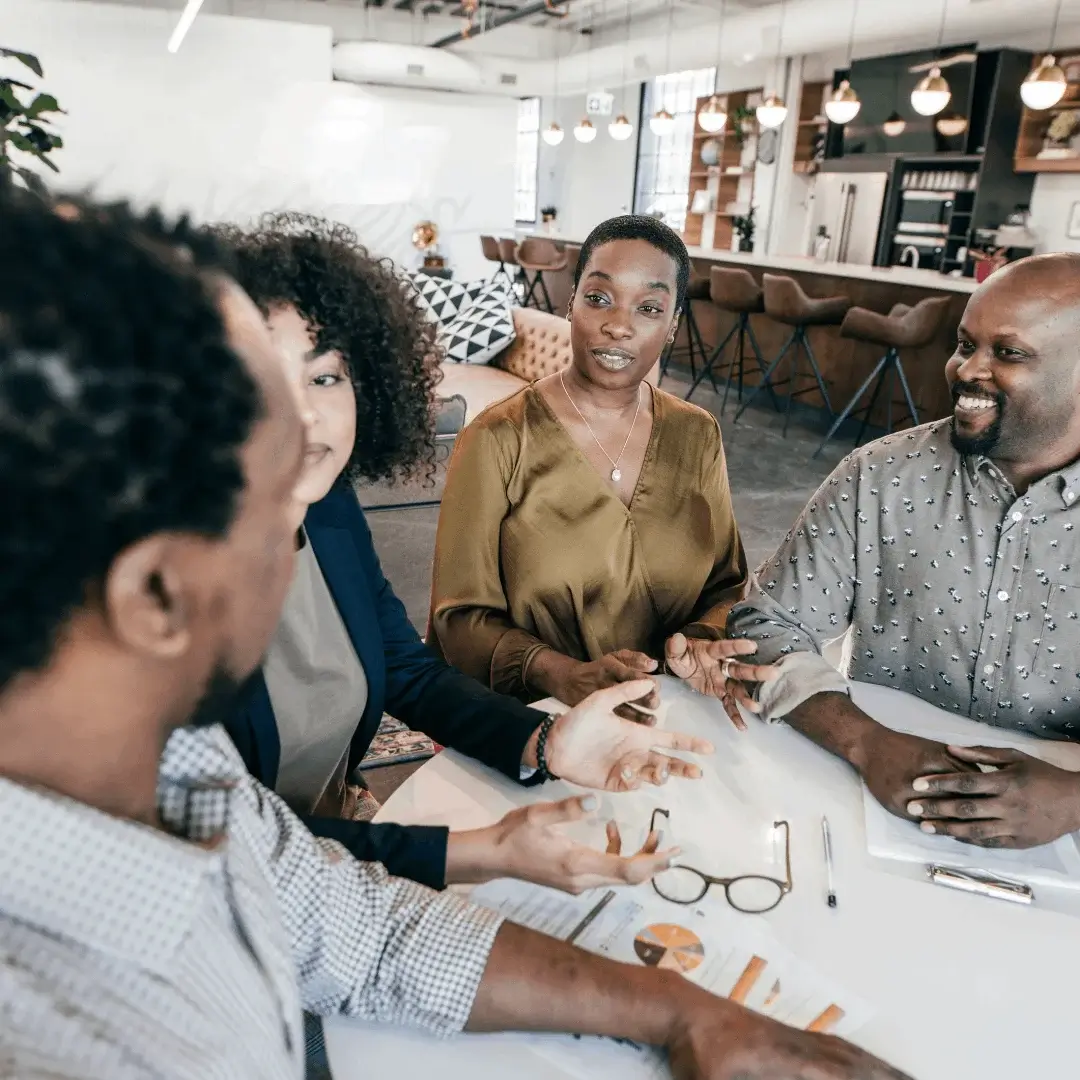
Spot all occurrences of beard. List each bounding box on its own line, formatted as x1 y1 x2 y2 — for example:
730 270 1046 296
949 381 1006 457
187 665 260 730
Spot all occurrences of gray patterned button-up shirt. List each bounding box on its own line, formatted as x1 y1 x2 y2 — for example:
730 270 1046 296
0 723 502 1079
728 420 1080 740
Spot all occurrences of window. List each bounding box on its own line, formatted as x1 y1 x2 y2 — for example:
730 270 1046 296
634 67 717 234
515 97 541 223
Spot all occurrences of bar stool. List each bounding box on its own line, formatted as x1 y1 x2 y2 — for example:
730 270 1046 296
735 274 850 436
686 267 776 415
813 295 952 458
481 235 513 289
498 238 525 303
515 237 568 313
563 243 582 275
660 277 711 389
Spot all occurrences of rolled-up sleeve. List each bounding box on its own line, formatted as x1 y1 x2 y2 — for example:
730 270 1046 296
237 775 502 1034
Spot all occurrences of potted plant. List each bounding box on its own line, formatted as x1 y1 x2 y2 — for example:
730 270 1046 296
731 105 755 147
0 48 63 192
732 205 755 252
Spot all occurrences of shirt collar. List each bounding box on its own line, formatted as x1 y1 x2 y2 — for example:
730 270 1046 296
0 724 242 971
963 450 1080 506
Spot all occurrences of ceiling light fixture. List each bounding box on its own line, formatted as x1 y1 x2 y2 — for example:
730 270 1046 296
651 0 679 137
574 117 598 142
910 0 952 117
756 0 788 128
698 0 729 133
883 111 907 137
1021 0 1067 110
610 0 636 141
167 0 205 53
825 1 861 125
542 22 564 147
935 111 968 137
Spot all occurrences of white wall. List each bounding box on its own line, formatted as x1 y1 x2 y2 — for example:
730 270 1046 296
0 0 516 280
1029 176 1080 255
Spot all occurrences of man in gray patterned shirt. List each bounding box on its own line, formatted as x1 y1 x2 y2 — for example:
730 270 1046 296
730 253 1080 852
0 192 907 1080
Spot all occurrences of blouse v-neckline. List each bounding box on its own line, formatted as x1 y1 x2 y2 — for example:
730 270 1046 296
530 382 662 512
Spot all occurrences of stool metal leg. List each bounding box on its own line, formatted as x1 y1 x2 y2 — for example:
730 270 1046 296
800 331 835 416
688 318 739 402
813 350 891 458
537 272 555 314
856 359 892 449
894 354 920 430
742 319 781 412
734 328 797 423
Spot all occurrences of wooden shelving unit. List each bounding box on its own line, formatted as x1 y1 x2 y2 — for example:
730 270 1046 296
1014 50 1080 173
683 88 761 250
793 80 829 175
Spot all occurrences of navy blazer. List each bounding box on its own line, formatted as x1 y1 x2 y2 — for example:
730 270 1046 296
226 482 544 889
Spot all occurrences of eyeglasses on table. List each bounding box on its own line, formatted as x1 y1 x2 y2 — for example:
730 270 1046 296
648 808 792 914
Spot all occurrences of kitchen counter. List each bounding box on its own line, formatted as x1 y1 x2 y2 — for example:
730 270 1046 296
528 234 972 430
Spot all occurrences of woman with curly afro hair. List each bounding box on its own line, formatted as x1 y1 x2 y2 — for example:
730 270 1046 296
219 213 694 896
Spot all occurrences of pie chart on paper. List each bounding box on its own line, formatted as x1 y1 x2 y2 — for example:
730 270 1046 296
632 923 705 974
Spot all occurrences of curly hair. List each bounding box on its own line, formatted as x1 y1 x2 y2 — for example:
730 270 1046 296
0 188 259 691
226 211 442 485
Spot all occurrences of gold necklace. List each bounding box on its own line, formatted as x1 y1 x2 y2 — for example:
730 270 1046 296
559 371 643 483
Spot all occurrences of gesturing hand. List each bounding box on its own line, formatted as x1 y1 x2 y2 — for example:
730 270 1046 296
475 796 679 894
544 680 714 792
664 633 779 731
906 744 1080 849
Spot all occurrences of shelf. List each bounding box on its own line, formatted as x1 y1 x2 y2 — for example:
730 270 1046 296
1014 155 1080 173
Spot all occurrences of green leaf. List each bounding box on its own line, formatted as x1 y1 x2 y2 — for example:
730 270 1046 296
8 132 33 152
0 84 21 111
25 93 60 119
0 49 43 77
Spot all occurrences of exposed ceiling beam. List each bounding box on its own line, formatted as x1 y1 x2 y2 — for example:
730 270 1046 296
431 0 559 48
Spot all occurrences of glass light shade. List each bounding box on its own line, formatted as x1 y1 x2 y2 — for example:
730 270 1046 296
542 122 565 146
756 93 788 129
1021 55 1067 111
649 108 675 136
935 112 968 137
608 114 634 140
824 80 861 125
883 111 907 137
698 95 728 133
573 117 597 143
910 68 951 116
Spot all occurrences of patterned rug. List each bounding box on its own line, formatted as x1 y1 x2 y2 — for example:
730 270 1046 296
357 714 437 771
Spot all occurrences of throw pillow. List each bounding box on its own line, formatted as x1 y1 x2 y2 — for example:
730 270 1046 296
409 272 472 324
439 279 516 365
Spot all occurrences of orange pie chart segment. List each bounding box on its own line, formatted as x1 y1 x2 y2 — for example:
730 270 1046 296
632 923 705 975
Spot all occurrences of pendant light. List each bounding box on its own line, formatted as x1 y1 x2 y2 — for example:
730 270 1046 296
651 0 678 136
573 12 596 144
883 112 907 137
609 0 635 140
910 0 951 117
1021 0 1067 111
825 1 861 125
542 30 564 145
756 0 788 129
698 0 728 134
935 111 968 137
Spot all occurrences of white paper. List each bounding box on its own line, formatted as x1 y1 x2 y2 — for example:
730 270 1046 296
471 879 875 1080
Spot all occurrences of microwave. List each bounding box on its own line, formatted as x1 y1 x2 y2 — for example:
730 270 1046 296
897 191 953 235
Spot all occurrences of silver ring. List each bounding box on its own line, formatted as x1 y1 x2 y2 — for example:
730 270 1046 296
720 659 735 680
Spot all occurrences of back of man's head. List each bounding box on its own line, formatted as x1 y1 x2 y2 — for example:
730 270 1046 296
0 189 259 693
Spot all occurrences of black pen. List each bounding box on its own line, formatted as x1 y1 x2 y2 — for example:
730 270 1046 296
822 818 837 909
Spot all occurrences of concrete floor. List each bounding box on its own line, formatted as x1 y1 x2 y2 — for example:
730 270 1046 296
366 373 850 633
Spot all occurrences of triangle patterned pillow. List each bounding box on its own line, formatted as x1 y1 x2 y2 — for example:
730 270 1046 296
437 279 516 365
409 273 474 325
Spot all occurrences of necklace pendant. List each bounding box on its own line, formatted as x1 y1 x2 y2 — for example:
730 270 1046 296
611 467 622 483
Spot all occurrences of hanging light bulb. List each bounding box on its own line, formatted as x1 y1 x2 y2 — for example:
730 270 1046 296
1021 54 1067 110
824 80 861 125
573 117 597 143
608 113 634 140
911 67 951 116
883 111 906 137
650 108 675 136
935 111 968 137
698 95 728 133
756 92 788 129
542 122 565 146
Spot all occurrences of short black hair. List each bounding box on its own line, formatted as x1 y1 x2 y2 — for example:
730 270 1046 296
0 188 259 692
225 212 441 485
574 214 692 312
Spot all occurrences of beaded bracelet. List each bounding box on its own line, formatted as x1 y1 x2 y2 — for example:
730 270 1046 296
536 713 560 782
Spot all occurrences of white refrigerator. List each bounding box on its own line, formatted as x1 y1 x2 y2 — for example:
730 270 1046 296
805 172 889 266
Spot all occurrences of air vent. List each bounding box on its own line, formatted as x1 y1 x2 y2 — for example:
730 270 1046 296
499 72 518 85
406 63 425 76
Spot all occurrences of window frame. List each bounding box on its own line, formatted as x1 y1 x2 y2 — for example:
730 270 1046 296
514 96 541 225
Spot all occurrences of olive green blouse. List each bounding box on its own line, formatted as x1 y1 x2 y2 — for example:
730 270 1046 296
428 384 748 700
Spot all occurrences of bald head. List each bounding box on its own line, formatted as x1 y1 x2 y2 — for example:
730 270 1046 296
946 252 1080 483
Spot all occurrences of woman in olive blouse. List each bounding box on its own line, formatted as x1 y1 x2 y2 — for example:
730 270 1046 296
430 215 776 726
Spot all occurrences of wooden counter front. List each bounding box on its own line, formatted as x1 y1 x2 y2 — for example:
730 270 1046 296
535 246 971 433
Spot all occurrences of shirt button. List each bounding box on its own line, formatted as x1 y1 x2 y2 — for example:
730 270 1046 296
1068 491 1076 503
1011 511 1023 523
997 590 1010 602
983 664 995 675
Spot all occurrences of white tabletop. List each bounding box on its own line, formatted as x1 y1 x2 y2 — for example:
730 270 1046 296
325 679 1080 1080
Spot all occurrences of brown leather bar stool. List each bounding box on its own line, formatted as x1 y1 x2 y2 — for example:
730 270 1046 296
735 274 850 436
481 234 514 289
515 237 568 313
686 267 778 415
498 237 525 302
563 243 582 275
813 295 952 458
660 276 711 389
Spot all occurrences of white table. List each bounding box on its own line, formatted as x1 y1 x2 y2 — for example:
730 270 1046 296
326 679 1080 1080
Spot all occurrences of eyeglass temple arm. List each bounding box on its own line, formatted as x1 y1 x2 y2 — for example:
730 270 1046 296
774 820 792 893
